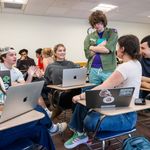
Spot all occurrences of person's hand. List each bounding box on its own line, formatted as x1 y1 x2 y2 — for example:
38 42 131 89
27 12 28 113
72 93 85 103
72 95 81 103
89 46 95 51
27 66 37 77
20 55 26 60
35 68 43 78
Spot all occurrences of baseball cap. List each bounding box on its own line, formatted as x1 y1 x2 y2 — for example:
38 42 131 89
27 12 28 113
0 47 15 56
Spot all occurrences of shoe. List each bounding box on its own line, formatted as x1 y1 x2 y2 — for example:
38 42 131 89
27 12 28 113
49 122 67 136
64 132 88 149
45 107 52 118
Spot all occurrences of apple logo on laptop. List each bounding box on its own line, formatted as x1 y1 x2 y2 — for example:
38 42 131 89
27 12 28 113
23 97 28 102
73 76 77 79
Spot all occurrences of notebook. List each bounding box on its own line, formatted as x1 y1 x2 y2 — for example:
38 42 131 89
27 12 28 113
86 87 135 108
0 70 11 90
59 68 87 87
0 81 44 123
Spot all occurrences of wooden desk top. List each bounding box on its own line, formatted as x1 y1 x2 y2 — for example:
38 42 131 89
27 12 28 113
47 83 95 90
0 110 45 131
78 100 150 116
140 87 150 92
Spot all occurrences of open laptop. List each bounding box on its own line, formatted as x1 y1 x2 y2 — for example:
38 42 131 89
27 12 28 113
0 81 44 123
0 70 11 90
86 87 135 109
59 68 87 87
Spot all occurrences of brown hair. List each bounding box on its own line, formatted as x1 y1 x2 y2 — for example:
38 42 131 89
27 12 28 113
118 35 140 59
53 44 66 60
42 48 53 58
89 10 107 28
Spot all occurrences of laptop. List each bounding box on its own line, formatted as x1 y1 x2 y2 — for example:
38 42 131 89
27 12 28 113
0 81 44 123
86 87 135 108
59 68 87 87
0 70 11 90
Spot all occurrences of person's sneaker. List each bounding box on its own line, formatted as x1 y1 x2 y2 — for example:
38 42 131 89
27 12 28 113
44 107 52 118
64 132 88 149
49 122 67 136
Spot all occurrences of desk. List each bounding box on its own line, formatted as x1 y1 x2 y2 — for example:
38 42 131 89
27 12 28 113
78 100 150 138
140 87 150 92
78 100 150 116
47 83 95 91
0 110 44 131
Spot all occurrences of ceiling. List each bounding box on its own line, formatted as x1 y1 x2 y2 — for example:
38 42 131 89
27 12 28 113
0 0 150 24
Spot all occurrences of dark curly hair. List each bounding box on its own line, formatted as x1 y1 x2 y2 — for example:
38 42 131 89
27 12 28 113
89 10 107 28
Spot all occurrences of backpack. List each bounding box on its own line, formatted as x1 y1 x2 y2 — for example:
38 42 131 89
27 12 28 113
123 136 150 150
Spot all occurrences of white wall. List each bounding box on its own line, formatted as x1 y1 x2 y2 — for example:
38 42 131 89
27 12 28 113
0 13 150 63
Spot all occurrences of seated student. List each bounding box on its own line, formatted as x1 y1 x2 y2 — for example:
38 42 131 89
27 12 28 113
44 44 81 119
0 76 66 150
35 48 44 70
64 35 142 149
139 35 150 98
16 49 36 73
42 48 54 73
0 47 58 117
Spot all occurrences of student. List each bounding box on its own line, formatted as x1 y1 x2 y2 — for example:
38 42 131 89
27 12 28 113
42 48 54 73
0 46 66 121
84 10 118 85
16 49 36 73
64 35 142 149
35 48 43 70
140 35 150 98
44 44 81 119
0 52 67 149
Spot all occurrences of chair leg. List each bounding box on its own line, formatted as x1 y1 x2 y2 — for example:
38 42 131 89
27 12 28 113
102 140 105 150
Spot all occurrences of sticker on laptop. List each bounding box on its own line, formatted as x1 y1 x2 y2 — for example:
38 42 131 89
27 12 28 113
99 89 112 97
103 96 114 103
99 89 115 104
119 88 133 96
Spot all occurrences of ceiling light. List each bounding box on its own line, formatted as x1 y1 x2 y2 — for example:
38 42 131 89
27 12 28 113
1 0 28 4
91 3 118 12
148 16 150 18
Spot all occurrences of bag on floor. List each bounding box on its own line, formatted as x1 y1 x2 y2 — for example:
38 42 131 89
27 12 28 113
123 136 150 150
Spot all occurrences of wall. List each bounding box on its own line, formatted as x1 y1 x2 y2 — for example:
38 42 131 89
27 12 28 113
0 13 150 63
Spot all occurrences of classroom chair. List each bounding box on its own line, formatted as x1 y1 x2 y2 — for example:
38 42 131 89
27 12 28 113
86 128 136 150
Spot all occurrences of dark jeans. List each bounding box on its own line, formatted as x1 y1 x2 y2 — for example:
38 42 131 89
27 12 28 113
0 105 55 150
69 104 137 133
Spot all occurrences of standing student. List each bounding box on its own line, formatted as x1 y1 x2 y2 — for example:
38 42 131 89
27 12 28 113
84 10 118 85
64 35 142 149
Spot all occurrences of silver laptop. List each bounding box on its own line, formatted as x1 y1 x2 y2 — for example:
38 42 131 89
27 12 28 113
60 68 87 87
0 81 44 123
86 87 135 108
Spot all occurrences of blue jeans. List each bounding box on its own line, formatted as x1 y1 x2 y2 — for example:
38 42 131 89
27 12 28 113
69 104 137 133
0 105 55 150
89 68 112 85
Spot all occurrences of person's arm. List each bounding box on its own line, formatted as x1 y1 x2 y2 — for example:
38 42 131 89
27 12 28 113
89 29 118 54
72 70 124 103
84 34 96 60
